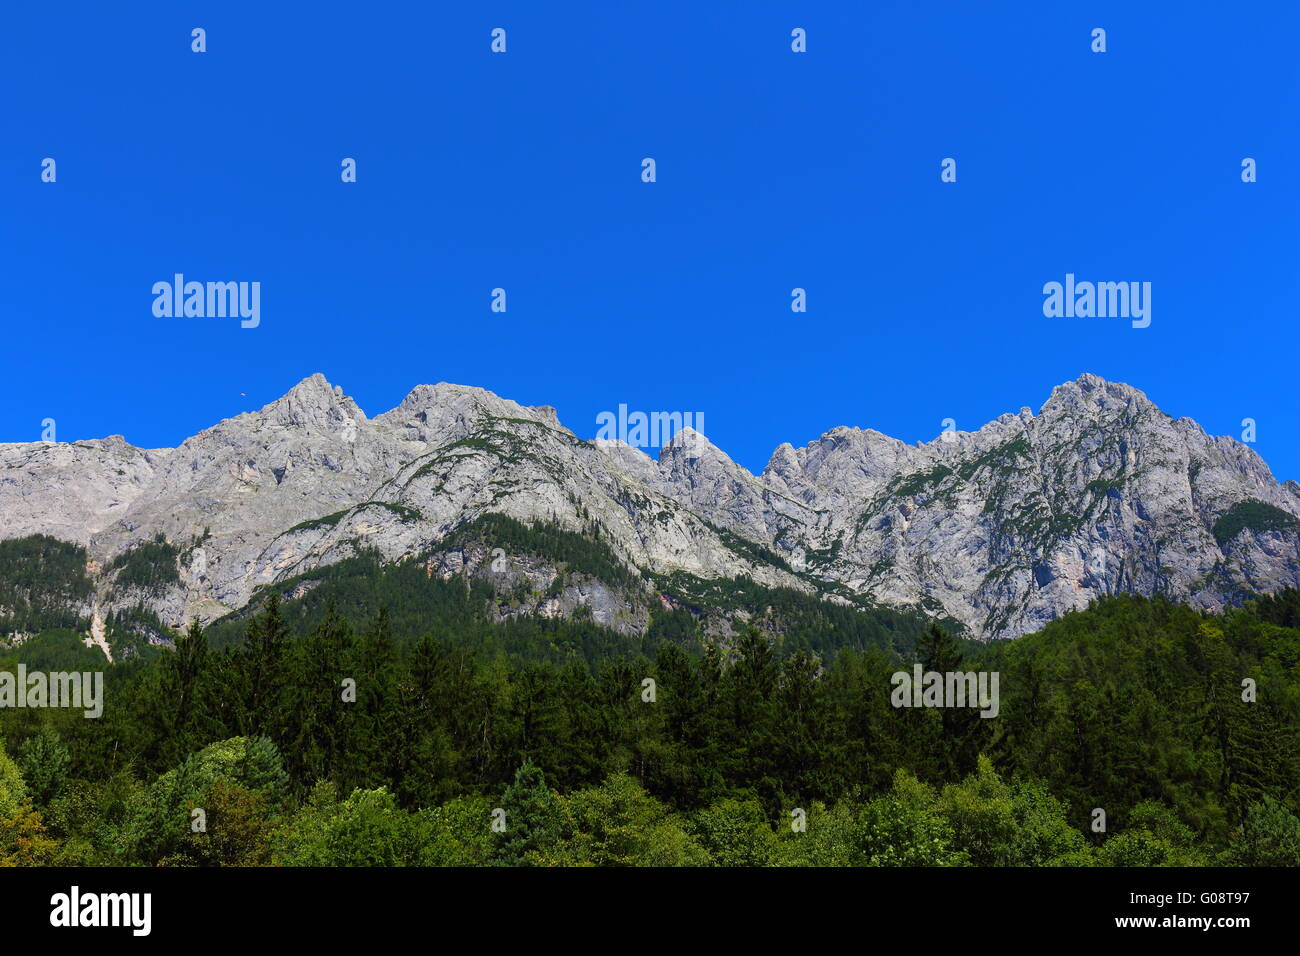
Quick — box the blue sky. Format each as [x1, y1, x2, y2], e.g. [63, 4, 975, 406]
[3, 1, 1297, 479]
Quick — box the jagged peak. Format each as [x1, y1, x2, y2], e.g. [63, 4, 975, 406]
[1040, 373, 1152, 415]
[660, 425, 732, 462]
[593, 437, 659, 482]
[279, 372, 341, 401]
[84, 434, 135, 450]
[764, 441, 800, 470]
[665, 424, 705, 446]
[788, 425, 912, 461]
[262, 373, 365, 428]
[594, 436, 653, 458]
[381, 382, 560, 427]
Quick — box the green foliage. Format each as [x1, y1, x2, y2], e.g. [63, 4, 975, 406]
[170, 736, 290, 810]
[0, 741, 27, 819]
[775, 800, 859, 865]
[1097, 829, 1173, 866]
[495, 762, 563, 866]
[104, 605, 172, 661]
[855, 770, 965, 866]
[553, 773, 706, 866]
[1212, 499, 1299, 546]
[287, 510, 349, 534]
[412, 795, 495, 866]
[983, 594, 1300, 846]
[204, 521, 951, 672]
[443, 513, 637, 590]
[0, 803, 59, 865]
[888, 463, 955, 499]
[938, 757, 1086, 865]
[137, 619, 224, 767]
[645, 607, 702, 651]
[113, 735, 290, 865]
[956, 437, 1031, 482]
[652, 570, 949, 660]
[0, 629, 107, 671]
[1094, 799, 1208, 866]
[274, 782, 427, 866]
[1002, 777, 1089, 865]
[107, 534, 181, 596]
[686, 798, 779, 866]
[1251, 589, 1300, 630]
[367, 501, 423, 523]
[1224, 796, 1300, 866]
[0, 535, 92, 636]
[204, 549, 649, 668]
[168, 779, 274, 867]
[2, 576, 1298, 867]
[18, 725, 70, 808]
[700, 520, 795, 575]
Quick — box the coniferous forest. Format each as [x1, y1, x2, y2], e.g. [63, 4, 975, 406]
[1, 570, 1297, 868]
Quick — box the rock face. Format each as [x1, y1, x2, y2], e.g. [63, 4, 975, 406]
[425, 544, 651, 636]
[0, 435, 168, 544]
[655, 374, 1300, 637]
[2, 372, 1297, 639]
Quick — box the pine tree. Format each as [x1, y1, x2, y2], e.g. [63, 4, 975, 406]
[915, 623, 986, 778]
[282, 606, 358, 791]
[725, 627, 780, 811]
[18, 725, 69, 808]
[495, 761, 562, 865]
[242, 592, 290, 740]
[339, 608, 398, 793]
[148, 618, 223, 766]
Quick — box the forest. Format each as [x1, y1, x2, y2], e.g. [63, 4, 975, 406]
[1, 567, 1297, 866]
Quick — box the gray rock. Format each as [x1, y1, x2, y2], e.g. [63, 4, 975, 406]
[2, 372, 1296, 641]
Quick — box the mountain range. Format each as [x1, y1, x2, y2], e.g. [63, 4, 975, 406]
[2, 372, 1298, 644]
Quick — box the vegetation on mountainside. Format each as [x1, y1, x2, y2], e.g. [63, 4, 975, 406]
[1212, 499, 1299, 546]
[107, 534, 181, 597]
[0, 586, 1296, 867]
[0, 536, 92, 637]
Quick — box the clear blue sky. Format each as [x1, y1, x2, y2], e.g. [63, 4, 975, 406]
[3, 1, 1297, 480]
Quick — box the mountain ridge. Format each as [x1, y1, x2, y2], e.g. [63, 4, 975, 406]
[1, 372, 1297, 642]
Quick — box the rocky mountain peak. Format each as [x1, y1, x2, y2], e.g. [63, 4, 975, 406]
[80, 434, 140, 454]
[375, 382, 564, 445]
[659, 425, 717, 459]
[1039, 373, 1155, 420]
[2, 372, 1296, 641]
[593, 438, 658, 483]
[263, 373, 365, 431]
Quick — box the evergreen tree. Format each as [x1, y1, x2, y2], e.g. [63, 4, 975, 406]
[242, 592, 290, 740]
[724, 627, 780, 811]
[18, 725, 69, 808]
[146, 618, 223, 766]
[495, 761, 562, 865]
[916, 623, 985, 778]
